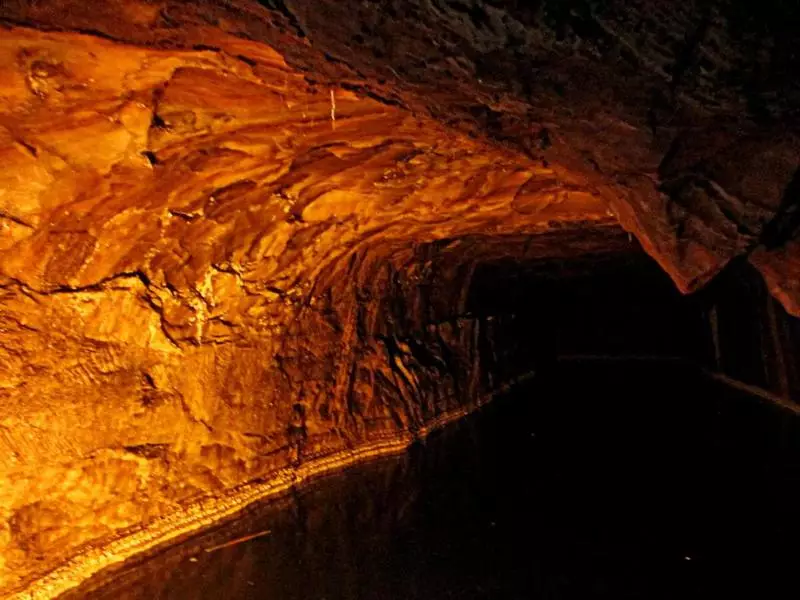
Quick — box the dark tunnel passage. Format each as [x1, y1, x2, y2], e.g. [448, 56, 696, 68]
[60, 252, 800, 600]
[470, 252, 800, 400]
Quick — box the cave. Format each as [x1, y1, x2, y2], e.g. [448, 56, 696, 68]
[1, 2, 799, 598]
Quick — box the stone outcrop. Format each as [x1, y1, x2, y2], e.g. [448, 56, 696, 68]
[0, 1, 798, 595]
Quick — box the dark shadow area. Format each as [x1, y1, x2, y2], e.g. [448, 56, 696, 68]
[471, 253, 800, 401]
[470, 254, 714, 386]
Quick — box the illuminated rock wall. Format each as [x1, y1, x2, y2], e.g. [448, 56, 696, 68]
[0, 24, 615, 589]
[0, 232, 530, 592]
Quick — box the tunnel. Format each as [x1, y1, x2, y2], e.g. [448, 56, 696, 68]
[1, 1, 799, 598]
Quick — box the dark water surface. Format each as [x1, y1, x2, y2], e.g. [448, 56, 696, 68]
[67, 362, 800, 600]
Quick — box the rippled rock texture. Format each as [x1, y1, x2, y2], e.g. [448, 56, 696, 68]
[0, 0, 798, 594]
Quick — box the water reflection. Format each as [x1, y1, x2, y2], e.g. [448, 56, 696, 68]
[66, 363, 800, 600]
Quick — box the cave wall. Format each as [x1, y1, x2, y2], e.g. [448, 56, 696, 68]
[0, 23, 611, 593]
[704, 263, 800, 401]
[0, 19, 624, 595]
[1, 234, 535, 593]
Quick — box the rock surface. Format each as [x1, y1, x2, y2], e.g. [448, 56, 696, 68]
[0, 0, 798, 594]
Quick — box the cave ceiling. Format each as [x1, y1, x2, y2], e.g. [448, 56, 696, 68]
[0, 0, 798, 312]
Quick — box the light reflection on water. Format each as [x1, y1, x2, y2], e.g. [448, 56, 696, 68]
[66, 363, 800, 600]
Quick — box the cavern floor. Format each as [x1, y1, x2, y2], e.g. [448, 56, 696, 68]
[63, 361, 800, 600]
